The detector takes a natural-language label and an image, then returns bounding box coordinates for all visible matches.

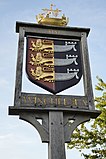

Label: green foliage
[68,77,106,159]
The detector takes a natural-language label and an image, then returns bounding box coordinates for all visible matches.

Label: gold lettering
[48,29,58,34]
[34,96,36,104]
[22,96,26,104]
[54,30,58,34]
[21,95,89,108]
[48,30,51,33]
[82,99,87,106]
[64,98,67,106]
[28,96,31,103]
[37,98,44,105]
[57,98,61,105]
[50,97,58,106]
[72,98,78,106]
[50,97,53,105]
[43,98,46,105]
[55,98,57,105]
[36,97,47,106]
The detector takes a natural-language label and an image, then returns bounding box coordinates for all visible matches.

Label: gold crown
[36,4,69,26]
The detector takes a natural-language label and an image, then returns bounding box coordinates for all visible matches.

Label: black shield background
[54,39,82,94]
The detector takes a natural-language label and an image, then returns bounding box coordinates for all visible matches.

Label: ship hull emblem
[26,37,82,94]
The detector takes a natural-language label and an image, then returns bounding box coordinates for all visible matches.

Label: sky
[0,0,106,159]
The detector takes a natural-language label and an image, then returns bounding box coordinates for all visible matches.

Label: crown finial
[36,4,69,26]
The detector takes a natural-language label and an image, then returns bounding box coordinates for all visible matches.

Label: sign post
[9,19,100,159]
[48,111,66,159]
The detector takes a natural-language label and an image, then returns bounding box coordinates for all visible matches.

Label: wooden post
[14,27,25,106]
[48,111,66,159]
[81,32,95,110]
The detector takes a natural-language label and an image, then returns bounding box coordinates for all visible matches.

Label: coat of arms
[26,36,82,94]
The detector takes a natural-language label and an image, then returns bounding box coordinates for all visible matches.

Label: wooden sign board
[10,21,95,111]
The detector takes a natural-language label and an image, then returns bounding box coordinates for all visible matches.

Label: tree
[68,76,106,159]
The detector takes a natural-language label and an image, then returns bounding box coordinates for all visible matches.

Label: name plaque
[20,93,89,110]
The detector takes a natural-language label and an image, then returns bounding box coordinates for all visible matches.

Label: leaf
[68,77,106,158]
[95,85,103,91]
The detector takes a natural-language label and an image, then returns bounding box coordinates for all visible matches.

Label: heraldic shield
[26,36,82,94]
